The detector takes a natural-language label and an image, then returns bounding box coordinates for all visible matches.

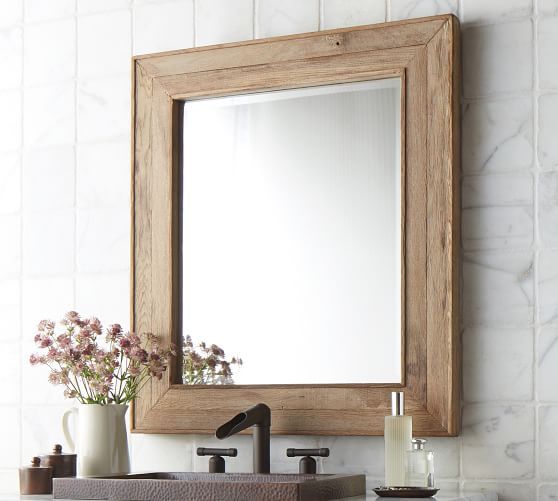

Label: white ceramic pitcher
[62,404,130,477]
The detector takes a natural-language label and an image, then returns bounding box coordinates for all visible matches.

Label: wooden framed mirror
[131,14,460,436]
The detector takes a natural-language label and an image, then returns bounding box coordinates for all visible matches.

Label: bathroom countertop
[0,493,497,501]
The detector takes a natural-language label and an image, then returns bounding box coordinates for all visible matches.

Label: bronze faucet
[216,403,271,474]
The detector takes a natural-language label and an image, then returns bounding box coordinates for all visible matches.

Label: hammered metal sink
[53,472,365,500]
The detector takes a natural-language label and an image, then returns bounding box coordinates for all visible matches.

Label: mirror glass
[180,78,402,385]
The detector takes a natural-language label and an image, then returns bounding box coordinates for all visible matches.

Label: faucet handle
[286,448,330,474]
[286,448,329,458]
[197,448,238,457]
[197,447,238,473]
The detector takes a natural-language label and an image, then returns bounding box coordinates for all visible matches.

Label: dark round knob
[53,444,63,454]
[31,457,41,466]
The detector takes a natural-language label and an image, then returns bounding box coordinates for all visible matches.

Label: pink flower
[39,336,53,348]
[64,389,77,399]
[56,334,71,347]
[29,354,40,365]
[128,365,141,376]
[130,346,148,363]
[107,324,123,341]
[63,311,81,325]
[119,338,130,349]
[89,317,102,335]
[38,319,55,332]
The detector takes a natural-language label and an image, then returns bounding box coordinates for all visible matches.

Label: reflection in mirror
[180,78,402,385]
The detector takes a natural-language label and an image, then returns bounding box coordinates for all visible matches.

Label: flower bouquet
[29,311,175,404]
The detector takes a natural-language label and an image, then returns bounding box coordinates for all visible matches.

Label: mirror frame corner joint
[131,14,461,437]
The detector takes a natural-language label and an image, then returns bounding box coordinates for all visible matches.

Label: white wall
[0,0,555,499]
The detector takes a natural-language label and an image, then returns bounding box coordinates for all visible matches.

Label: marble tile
[75,272,130,327]
[540,406,558,479]
[318,436,384,477]
[194,434,253,473]
[133,0,194,55]
[463,251,534,326]
[539,249,558,325]
[462,21,533,99]
[196,0,253,46]
[539,94,558,169]
[322,0,385,29]
[0,407,20,468]
[462,206,532,251]
[76,141,130,208]
[462,98,533,174]
[539,172,558,246]
[539,16,558,90]
[463,327,533,402]
[21,276,74,338]
[0,279,21,342]
[22,209,74,275]
[462,174,533,208]
[461,171,533,256]
[78,0,131,14]
[463,481,535,501]
[24,83,75,147]
[540,484,558,500]
[461,0,532,24]
[0,90,22,152]
[539,0,558,15]
[21,405,74,462]
[539,328,558,400]
[0,2,22,29]
[130,434,193,472]
[24,18,76,86]
[0,215,21,279]
[0,152,21,215]
[389,0,457,21]
[256,0,319,38]
[23,146,75,211]
[78,10,131,79]
[0,341,20,404]
[24,0,75,22]
[0,27,22,90]
[462,404,534,479]
[77,77,130,143]
[76,208,129,273]
[425,438,460,478]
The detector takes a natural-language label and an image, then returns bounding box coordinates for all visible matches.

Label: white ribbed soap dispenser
[384,391,412,486]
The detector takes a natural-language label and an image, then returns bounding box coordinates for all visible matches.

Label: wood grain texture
[131,15,461,436]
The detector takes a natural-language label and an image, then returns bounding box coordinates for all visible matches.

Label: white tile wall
[1,0,557,499]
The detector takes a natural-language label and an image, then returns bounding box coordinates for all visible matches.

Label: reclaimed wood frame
[131,14,461,436]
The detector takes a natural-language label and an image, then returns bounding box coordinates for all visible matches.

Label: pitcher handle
[62,408,77,453]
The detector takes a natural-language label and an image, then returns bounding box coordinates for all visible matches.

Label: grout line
[130,0,135,55]
[252,0,256,39]
[318,0,324,30]
[533,0,541,487]
[253,0,259,39]
[73,0,79,316]
[18,0,25,470]
[192,0,197,47]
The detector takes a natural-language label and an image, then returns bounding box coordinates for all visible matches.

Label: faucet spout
[216,403,271,474]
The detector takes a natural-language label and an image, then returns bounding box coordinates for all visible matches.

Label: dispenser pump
[391,391,405,416]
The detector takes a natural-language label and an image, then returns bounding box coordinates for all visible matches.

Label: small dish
[373,486,440,498]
